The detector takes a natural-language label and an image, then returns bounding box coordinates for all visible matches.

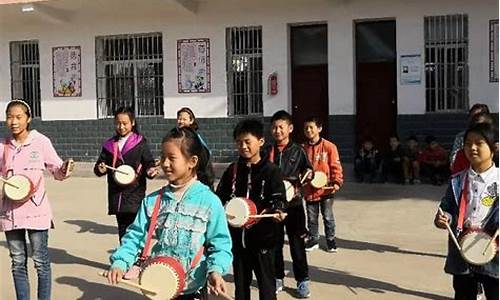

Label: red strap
[140,187,164,261]
[2,139,9,177]
[457,176,469,232]
[190,245,205,270]
[231,162,237,196]
[269,147,275,163]
[112,142,119,168]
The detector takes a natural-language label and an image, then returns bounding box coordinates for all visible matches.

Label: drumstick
[97,271,157,295]
[299,169,312,185]
[0,177,19,189]
[437,207,462,252]
[206,283,235,300]
[482,229,499,255]
[64,159,74,177]
[248,213,288,218]
[103,165,129,175]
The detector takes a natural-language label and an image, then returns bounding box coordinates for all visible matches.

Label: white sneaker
[275,278,284,294]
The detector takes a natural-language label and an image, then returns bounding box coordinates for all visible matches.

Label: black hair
[407,135,418,142]
[162,127,213,187]
[389,135,400,141]
[468,103,490,116]
[425,135,436,144]
[114,106,139,133]
[270,110,293,124]
[177,107,199,131]
[233,118,264,140]
[469,111,494,126]
[6,99,32,129]
[464,123,498,153]
[304,116,322,128]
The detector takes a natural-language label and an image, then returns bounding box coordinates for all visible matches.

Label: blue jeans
[5,229,51,300]
[306,197,335,241]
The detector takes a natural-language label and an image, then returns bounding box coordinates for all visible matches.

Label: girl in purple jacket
[0,99,73,300]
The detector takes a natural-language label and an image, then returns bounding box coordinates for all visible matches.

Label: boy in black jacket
[265,110,313,298]
[216,118,287,300]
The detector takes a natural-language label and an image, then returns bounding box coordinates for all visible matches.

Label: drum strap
[230,162,237,197]
[140,187,205,270]
[457,176,469,234]
[2,139,9,177]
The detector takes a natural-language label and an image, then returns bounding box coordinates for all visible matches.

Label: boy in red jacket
[302,117,343,252]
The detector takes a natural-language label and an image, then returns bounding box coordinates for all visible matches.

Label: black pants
[175,291,206,300]
[233,247,276,300]
[453,274,498,300]
[116,213,137,242]
[274,205,309,282]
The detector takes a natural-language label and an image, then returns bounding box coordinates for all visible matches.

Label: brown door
[355,20,397,152]
[291,24,328,143]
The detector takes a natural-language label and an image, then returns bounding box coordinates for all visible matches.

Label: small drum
[3,175,35,202]
[283,180,295,202]
[113,165,136,186]
[225,197,258,228]
[139,256,186,300]
[459,230,498,266]
[310,171,328,188]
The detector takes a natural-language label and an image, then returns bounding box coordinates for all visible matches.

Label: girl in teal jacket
[106,127,232,299]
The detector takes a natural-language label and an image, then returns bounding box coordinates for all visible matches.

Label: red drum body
[225,197,258,228]
[139,256,186,300]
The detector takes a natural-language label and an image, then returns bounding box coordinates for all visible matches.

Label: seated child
[418,135,449,185]
[402,135,422,184]
[354,137,382,183]
[382,135,405,184]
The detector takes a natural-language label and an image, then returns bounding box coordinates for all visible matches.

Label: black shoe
[326,239,338,253]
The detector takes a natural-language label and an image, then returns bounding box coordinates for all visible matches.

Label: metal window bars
[424,14,469,112]
[96,33,164,118]
[226,26,263,116]
[10,40,41,118]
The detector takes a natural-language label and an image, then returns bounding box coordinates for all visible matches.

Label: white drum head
[139,262,181,300]
[113,165,136,185]
[4,175,32,202]
[283,180,295,202]
[460,231,497,266]
[311,171,328,188]
[225,197,250,227]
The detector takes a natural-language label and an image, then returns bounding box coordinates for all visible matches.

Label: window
[10,40,41,118]
[96,33,163,117]
[424,14,468,112]
[226,26,263,116]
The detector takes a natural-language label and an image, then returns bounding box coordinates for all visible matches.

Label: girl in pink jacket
[0,100,73,300]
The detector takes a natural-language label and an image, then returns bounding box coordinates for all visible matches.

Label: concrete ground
[0,168,455,300]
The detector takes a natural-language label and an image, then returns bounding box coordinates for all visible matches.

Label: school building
[0,0,498,162]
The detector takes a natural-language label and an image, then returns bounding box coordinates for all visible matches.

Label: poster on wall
[400,54,421,85]
[177,38,211,93]
[490,19,498,82]
[52,46,82,97]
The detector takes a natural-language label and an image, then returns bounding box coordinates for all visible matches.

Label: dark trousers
[233,247,276,300]
[453,274,498,300]
[116,213,137,242]
[274,205,309,282]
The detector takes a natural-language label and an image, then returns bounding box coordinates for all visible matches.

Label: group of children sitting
[354,104,497,185]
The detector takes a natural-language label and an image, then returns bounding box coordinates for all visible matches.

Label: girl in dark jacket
[94,107,158,242]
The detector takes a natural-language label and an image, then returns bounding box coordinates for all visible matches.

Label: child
[106,127,232,299]
[402,135,422,184]
[94,107,158,278]
[418,135,449,185]
[266,110,313,298]
[177,107,215,190]
[216,118,287,300]
[0,99,73,300]
[434,123,498,299]
[354,137,382,183]
[302,117,343,253]
[382,135,405,184]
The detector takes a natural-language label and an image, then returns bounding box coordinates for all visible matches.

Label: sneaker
[297,280,311,298]
[326,239,338,253]
[413,179,421,184]
[404,178,410,185]
[123,265,141,280]
[305,240,319,252]
[275,278,284,294]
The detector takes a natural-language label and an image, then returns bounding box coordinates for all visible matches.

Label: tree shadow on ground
[0,241,108,270]
[64,220,117,235]
[56,276,144,300]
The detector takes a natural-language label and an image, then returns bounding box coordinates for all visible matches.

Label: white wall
[0,0,497,121]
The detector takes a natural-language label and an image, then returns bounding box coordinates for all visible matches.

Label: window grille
[226,26,263,116]
[424,14,468,112]
[96,33,163,117]
[10,40,41,118]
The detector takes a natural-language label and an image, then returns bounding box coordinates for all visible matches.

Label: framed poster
[400,54,421,85]
[52,46,82,97]
[177,38,211,93]
[490,19,498,82]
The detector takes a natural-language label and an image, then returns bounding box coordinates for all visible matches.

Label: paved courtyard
[1,174,454,299]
